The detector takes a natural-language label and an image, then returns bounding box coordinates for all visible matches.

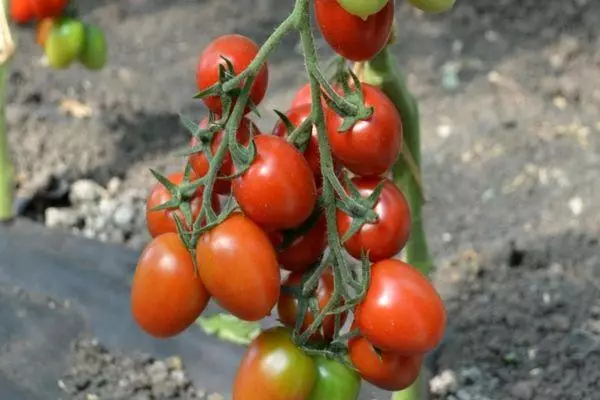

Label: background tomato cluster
[130,0,448,399]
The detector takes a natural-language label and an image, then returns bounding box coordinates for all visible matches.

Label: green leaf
[196,313,261,346]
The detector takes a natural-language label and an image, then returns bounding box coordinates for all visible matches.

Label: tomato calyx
[273,109,314,152]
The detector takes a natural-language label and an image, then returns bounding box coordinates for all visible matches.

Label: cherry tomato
[131,233,210,338]
[408,0,455,13]
[145,171,220,238]
[326,83,402,177]
[233,327,317,400]
[308,356,361,400]
[30,0,68,19]
[337,177,410,262]
[269,214,327,273]
[11,0,33,24]
[189,117,257,195]
[196,34,269,115]
[337,0,389,19]
[232,135,317,231]
[278,269,346,341]
[355,259,446,353]
[44,18,85,69]
[314,0,394,62]
[79,24,108,70]
[291,83,313,108]
[348,335,422,391]
[196,213,280,321]
[36,18,55,46]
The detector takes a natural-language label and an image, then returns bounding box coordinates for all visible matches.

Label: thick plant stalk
[0,0,14,222]
[361,48,433,400]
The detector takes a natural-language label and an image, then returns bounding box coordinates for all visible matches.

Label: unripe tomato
[36,18,55,47]
[196,34,268,115]
[355,259,446,354]
[44,18,85,69]
[145,171,220,238]
[131,233,210,338]
[189,117,257,195]
[348,335,422,391]
[30,0,69,19]
[307,356,361,400]
[408,0,455,13]
[196,213,280,321]
[10,0,33,24]
[79,24,108,70]
[337,0,389,20]
[233,327,317,400]
[315,0,394,62]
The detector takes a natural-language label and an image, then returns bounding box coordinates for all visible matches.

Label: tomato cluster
[131,0,449,396]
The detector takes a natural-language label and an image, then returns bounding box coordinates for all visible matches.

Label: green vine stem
[0,0,13,223]
[361,48,434,400]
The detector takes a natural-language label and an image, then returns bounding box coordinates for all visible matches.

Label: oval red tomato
[11,0,33,24]
[232,135,317,231]
[30,0,68,19]
[233,327,317,400]
[145,171,220,238]
[348,334,422,391]
[337,177,410,262]
[314,0,394,62]
[355,259,446,353]
[277,269,346,341]
[189,117,258,195]
[196,34,268,115]
[269,214,327,273]
[327,83,402,177]
[131,233,210,338]
[195,213,280,321]
[291,83,314,108]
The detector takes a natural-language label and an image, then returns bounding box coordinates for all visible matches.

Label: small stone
[171,370,188,386]
[550,314,571,332]
[456,389,473,400]
[107,177,122,196]
[510,380,536,400]
[430,369,458,396]
[70,180,106,204]
[460,366,482,385]
[146,361,168,384]
[112,205,136,229]
[45,207,79,228]
[166,356,183,371]
[152,380,179,398]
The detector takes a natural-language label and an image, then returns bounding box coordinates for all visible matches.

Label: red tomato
[131,233,210,338]
[355,259,446,353]
[277,269,346,341]
[269,214,327,273]
[10,0,33,23]
[196,34,269,115]
[314,0,394,62]
[195,213,280,321]
[233,327,317,400]
[291,83,313,108]
[30,0,69,19]
[189,117,258,195]
[145,171,220,238]
[326,83,402,177]
[337,177,410,262]
[348,335,422,391]
[232,135,317,231]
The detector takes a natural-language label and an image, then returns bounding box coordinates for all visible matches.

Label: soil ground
[5,0,600,399]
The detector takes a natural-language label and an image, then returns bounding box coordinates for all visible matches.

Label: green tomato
[308,356,361,400]
[408,0,455,13]
[79,24,108,70]
[336,0,389,19]
[44,18,85,69]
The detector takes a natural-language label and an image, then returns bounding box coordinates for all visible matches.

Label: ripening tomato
[196,213,280,321]
[11,0,33,24]
[355,259,446,353]
[269,214,327,273]
[326,83,402,177]
[233,327,317,400]
[196,34,269,115]
[44,18,85,69]
[232,135,317,231]
[314,0,394,62]
[337,0,389,19]
[30,0,69,19]
[408,0,455,13]
[36,18,55,46]
[278,269,346,341]
[79,24,108,70]
[348,335,422,391]
[307,356,361,400]
[189,117,257,195]
[131,233,210,338]
[145,171,220,238]
[337,177,410,262]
